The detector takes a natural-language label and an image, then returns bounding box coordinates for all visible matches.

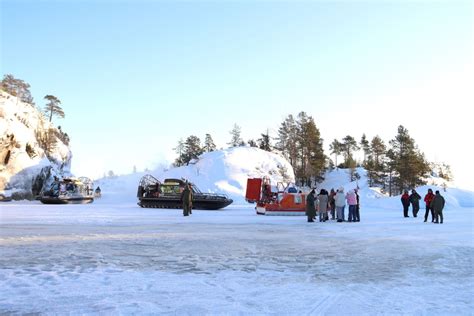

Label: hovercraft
[137,175,233,210]
[40,177,94,204]
[245,177,307,215]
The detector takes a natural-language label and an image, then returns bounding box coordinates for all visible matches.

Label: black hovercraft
[137,175,233,210]
[40,177,94,204]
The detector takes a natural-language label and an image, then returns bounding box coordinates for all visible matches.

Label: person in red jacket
[401,190,410,218]
[424,188,435,222]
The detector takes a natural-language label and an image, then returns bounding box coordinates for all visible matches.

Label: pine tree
[258,130,272,151]
[247,139,258,147]
[203,133,216,152]
[1,74,34,104]
[295,112,325,185]
[43,95,65,122]
[276,114,298,167]
[228,124,243,147]
[341,135,359,168]
[173,138,185,167]
[388,125,430,194]
[329,139,342,168]
[366,135,386,187]
[360,133,370,163]
[182,135,203,164]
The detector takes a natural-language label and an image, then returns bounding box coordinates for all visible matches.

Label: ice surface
[1,196,473,315]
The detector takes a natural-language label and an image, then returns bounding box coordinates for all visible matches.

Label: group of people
[401,188,445,223]
[306,187,360,223]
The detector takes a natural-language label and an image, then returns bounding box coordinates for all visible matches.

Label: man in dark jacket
[409,189,421,217]
[431,190,445,224]
[181,183,193,216]
[306,189,316,222]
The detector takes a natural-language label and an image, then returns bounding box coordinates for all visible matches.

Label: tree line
[173,112,451,196]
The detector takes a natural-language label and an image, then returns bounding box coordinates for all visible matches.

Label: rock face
[0,91,72,199]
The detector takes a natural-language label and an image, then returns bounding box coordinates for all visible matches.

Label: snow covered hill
[0,91,72,199]
[95,147,295,204]
[95,147,474,210]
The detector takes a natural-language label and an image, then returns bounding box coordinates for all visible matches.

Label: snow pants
[348,205,356,222]
[336,206,345,221]
[412,203,420,217]
[424,205,434,222]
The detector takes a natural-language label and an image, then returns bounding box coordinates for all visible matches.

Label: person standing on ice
[305,189,316,223]
[409,189,421,217]
[354,188,360,222]
[424,188,435,222]
[181,183,193,216]
[335,187,346,222]
[346,189,358,222]
[431,190,445,224]
[329,188,336,220]
[401,190,411,218]
[317,189,329,222]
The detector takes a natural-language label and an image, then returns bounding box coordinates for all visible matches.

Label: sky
[1,0,473,189]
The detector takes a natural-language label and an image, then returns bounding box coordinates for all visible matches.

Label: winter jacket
[181,186,193,207]
[318,194,329,212]
[430,193,445,212]
[424,192,435,206]
[401,193,410,207]
[335,191,346,207]
[346,191,357,206]
[306,192,316,217]
[409,192,421,206]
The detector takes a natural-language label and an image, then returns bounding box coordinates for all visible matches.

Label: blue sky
[1,0,473,188]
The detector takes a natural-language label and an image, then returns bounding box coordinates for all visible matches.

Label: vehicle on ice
[137,175,233,210]
[40,177,94,204]
[245,177,307,215]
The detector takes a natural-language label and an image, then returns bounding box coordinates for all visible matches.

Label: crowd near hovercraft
[40,176,95,204]
[137,174,233,210]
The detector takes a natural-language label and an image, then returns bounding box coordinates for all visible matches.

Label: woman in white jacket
[335,187,346,222]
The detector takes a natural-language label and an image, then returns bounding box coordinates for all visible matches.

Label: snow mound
[96,147,295,204]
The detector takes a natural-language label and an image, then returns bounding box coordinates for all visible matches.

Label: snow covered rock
[0,91,72,199]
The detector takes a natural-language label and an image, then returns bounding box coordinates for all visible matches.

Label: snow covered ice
[1,180,473,315]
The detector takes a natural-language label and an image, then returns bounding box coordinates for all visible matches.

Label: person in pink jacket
[346,189,358,222]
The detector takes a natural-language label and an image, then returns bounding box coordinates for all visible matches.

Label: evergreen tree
[388,125,430,194]
[247,139,258,147]
[366,135,386,187]
[276,114,298,167]
[173,138,185,167]
[182,135,203,165]
[329,139,342,168]
[295,112,325,185]
[360,133,370,163]
[341,135,359,168]
[1,74,34,104]
[258,130,272,151]
[203,133,216,152]
[228,124,243,147]
[43,95,65,122]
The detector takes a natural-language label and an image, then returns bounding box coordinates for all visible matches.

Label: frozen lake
[1,198,473,315]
